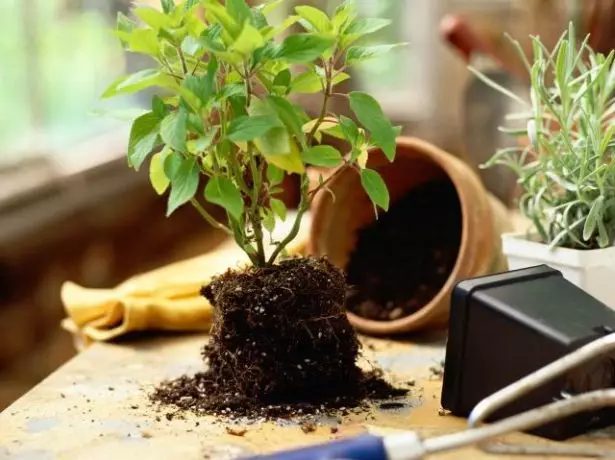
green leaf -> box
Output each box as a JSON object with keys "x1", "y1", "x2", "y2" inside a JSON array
[
  {"x1": 160, "y1": 110, "x2": 188, "y2": 152},
  {"x1": 345, "y1": 18, "x2": 391, "y2": 36},
  {"x1": 262, "y1": 208, "x2": 276, "y2": 232},
  {"x1": 295, "y1": 5, "x2": 331, "y2": 33},
  {"x1": 182, "y1": 75, "x2": 209, "y2": 106},
  {"x1": 339, "y1": 115, "x2": 359, "y2": 144},
  {"x1": 149, "y1": 151, "x2": 170, "y2": 195},
  {"x1": 468, "y1": 65, "x2": 529, "y2": 107},
  {"x1": 301, "y1": 145, "x2": 342, "y2": 167},
  {"x1": 186, "y1": 0, "x2": 199, "y2": 9},
  {"x1": 227, "y1": 0, "x2": 251, "y2": 25},
  {"x1": 251, "y1": 8, "x2": 269, "y2": 29},
  {"x1": 277, "y1": 34, "x2": 335, "y2": 64},
  {"x1": 163, "y1": 152, "x2": 183, "y2": 181},
  {"x1": 161, "y1": 0, "x2": 175, "y2": 14},
  {"x1": 273, "y1": 68, "x2": 292, "y2": 87},
  {"x1": 197, "y1": 25, "x2": 225, "y2": 52},
  {"x1": 346, "y1": 44, "x2": 405, "y2": 65},
  {"x1": 259, "y1": 0, "x2": 285, "y2": 15},
  {"x1": 270, "y1": 198, "x2": 287, "y2": 221},
  {"x1": 152, "y1": 95, "x2": 168, "y2": 119},
  {"x1": 128, "y1": 112, "x2": 161, "y2": 170},
  {"x1": 290, "y1": 70, "x2": 323, "y2": 93},
  {"x1": 187, "y1": 128, "x2": 218, "y2": 154},
  {"x1": 253, "y1": 41, "x2": 280, "y2": 64},
  {"x1": 295, "y1": 67, "x2": 350, "y2": 92},
  {"x1": 331, "y1": 72, "x2": 351, "y2": 87},
  {"x1": 167, "y1": 158, "x2": 200, "y2": 216},
  {"x1": 231, "y1": 22, "x2": 264, "y2": 56},
  {"x1": 117, "y1": 12, "x2": 134, "y2": 34},
  {"x1": 204, "y1": 1, "x2": 242, "y2": 40},
  {"x1": 102, "y1": 69, "x2": 164, "y2": 98},
  {"x1": 134, "y1": 7, "x2": 171, "y2": 30},
  {"x1": 264, "y1": 141, "x2": 305, "y2": 174},
  {"x1": 332, "y1": 0, "x2": 357, "y2": 33},
  {"x1": 204, "y1": 177, "x2": 244, "y2": 221},
  {"x1": 187, "y1": 113, "x2": 205, "y2": 135},
  {"x1": 227, "y1": 115, "x2": 281, "y2": 142},
  {"x1": 597, "y1": 219, "x2": 610, "y2": 247},
  {"x1": 181, "y1": 36, "x2": 204, "y2": 56},
  {"x1": 267, "y1": 164, "x2": 285, "y2": 186},
  {"x1": 117, "y1": 28, "x2": 160, "y2": 56},
  {"x1": 583, "y1": 196, "x2": 604, "y2": 240},
  {"x1": 255, "y1": 127, "x2": 291, "y2": 156},
  {"x1": 360, "y1": 169, "x2": 389, "y2": 211},
  {"x1": 263, "y1": 15, "x2": 300, "y2": 41},
  {"x1": 349, "y1": 92, "x2": 396, "y2": 161},
  {"x1": 267, "y1": 96, "x2": 307, "y2": 145}
]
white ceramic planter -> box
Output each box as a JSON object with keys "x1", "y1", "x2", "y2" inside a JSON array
[{"x1": 502, "y1": 232, "x2": 615, "y2": 310}]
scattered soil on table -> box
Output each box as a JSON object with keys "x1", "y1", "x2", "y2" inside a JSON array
[
  {"x1": 346, "y1": 179, "x2": 462, "y2": 321},
  {"x1": 152, "y1": 257, "x2": 406, "y2": 420}
]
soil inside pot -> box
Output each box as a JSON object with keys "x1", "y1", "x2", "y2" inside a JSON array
[
  {"x1": 346, "y1": 179, "x2": 462, "y2": 321},
  {"x1": 152, "y1": 257, "x2": 405, "y2": 420}
]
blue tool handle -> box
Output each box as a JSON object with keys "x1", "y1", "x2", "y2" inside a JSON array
[{"x1": 244, "y1": 434, "x2": 387, "y2": 460}]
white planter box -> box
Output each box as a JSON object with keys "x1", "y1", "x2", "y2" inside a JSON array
[{"x1": 502, "y1": 232, "x2": 615, "y2": 310}]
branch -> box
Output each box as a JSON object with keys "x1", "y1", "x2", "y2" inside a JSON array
[
  {"x1": 268, "y1": 180, "x2": 310, "y2": 265},
  {"x1": 307, "y1": 163, "x2": 350, "y2": 199},
  {"x1": 190, "y1": 198, "x2": 233, "y2": 235},
  {"x1": 177, "y1": 47, "x2": 189, "y2": 75},
  {"x1": 307, "y1": 61, "x2": 333, "y2": 144}
]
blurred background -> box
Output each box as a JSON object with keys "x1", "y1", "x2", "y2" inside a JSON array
[{"x1": 0, "y1": 0, "x2": 597, "y2": 409}]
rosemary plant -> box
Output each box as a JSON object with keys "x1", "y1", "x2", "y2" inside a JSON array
[
  {"x1": 103, "y1": 0, "x2": 402, "y2": 267},
  {"x1": 473, "y1": 22, "x2": 615, "y2": 250}
]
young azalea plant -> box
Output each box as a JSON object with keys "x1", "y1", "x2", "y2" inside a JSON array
[{"x1": 103, "y1": 0, "x2": 402, "y2": 267}]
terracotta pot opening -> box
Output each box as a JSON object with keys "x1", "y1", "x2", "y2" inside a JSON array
[
  {"x1": 343, "y1": 162, "x2": 464, "y2": 323},
  {"x1": 309, "y1": 137, "x2": 511, "y2": 335}
]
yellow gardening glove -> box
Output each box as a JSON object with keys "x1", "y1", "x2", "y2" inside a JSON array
[{"x1": 61, "y1": 215, "x2": 310, "y2": 346}]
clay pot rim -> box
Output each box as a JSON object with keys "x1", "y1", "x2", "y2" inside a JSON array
[{"x1": 311, "y1": 136, "x2": 494, "y2": 336}]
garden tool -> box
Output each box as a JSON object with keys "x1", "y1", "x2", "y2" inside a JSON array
[
  {"x1": 243, "y1": 384, "x2": 615, "y2": 460},
  {"x1": 440, "y1": 14, "x2": 523, "y2": 207},
  {"x1": 469, "y1": 331, "x2": 615, "y2": 457},
  {"x1": 245, "y1": 267, "x2": 615, "y2": 460}
]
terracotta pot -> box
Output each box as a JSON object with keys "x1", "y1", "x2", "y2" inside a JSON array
[{"x1": 309, "y1": 137, "x2": 513, "y2": 335}]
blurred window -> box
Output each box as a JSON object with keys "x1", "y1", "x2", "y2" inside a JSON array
[
  {"x1": 0, "y1": 0, "x2": 147, "y2": 172},
  {"x1": 0, "y1": 0, "x2": 437, "y2": 180},
  {"x1": 305, "y1": 0, "x2": 437, "y2": 120}
]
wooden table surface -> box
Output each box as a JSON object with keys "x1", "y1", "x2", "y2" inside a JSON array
[{"x1": 1, "y1": 333, "x2": 614, "y2": 460}]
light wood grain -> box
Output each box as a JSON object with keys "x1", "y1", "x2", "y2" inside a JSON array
[{"x1": 1, "y1": 333, "x2": 613, "y2": 459}]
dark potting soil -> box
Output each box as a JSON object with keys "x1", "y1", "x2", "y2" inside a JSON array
[
  {"x1": 151, "y1": 257, "x2": 406, "y2": 420},
  {"x1": 346, "y1": 179, "x2": 462, "y2": 321}
]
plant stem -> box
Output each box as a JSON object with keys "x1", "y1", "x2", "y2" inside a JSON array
[
  {"x1": 247, "y1": 145, "x2": 266, "y2": 266},
  {"x1": 229, "y1": 218, "x2": 260, "y2": 266},
  {"x1": 190, "y1": 198, "x2": 233, "y2": 235},
  {"x1": 267, "y1": 63, "x2": 336, "y2": 264},
  {"x1": 308, "y1": 162, "x2": 349, "y2": 198},
  {"x1": 307, "y1": 61, "x2": 333, "y2": 144},
  {"x1": 242, "y1": 63, "x2": 267, "y2": 267},
  {"x1": 268, "y1": 180, "x2": 310, "y2": 265},
  {"x1": 177, "y1": 47, "x2": 189, "y2": 75}
]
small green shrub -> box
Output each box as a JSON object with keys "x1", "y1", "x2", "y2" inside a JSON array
[
  {"x1": 475, "y1": 23, "x2": 615, "y2": 249},
  {"x1": 102, "y1": 0, "x2": 403, "y2": 266}
]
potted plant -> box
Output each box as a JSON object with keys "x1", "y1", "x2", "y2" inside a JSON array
[
  {"x1": 102, "y1": 0, "x2": 406, "y2": 417},
  {"x1": 471, "y1": 22, "x2": 615, "y2": 309},
  {"x1": 309, "y1": 138, "x2": 512, "y2": 336}
]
